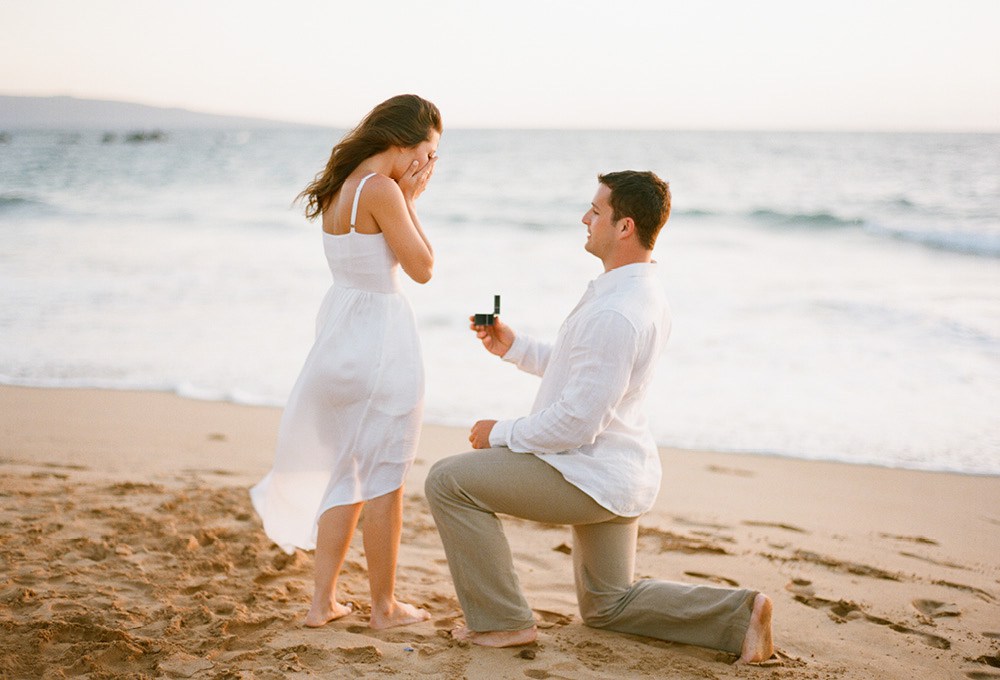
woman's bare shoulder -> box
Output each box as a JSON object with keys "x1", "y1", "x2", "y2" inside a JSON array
[
  {"x1": 359, "y1": 175, "x2": 408, "y2": 225},
  {"x1": 361, "y1": 173, "x2": 402, "y2": 201}
]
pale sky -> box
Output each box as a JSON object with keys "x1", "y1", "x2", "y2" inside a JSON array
[{"x1": 2, "y1": 0, "x2": 998, "y2": 130}]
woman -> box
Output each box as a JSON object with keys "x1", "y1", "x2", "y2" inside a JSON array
[{"x1": 251, "y1": 94, "x2": 440, "y2": 629}]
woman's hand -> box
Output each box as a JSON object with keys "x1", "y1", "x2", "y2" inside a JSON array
[
  {"x1": 398, "y1": 155, "x2": 437, "y2": 203},
  {"x1": 470, "y1": 316, "x2": 515, "y2": 358}
]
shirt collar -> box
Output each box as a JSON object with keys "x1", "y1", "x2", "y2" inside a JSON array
[{"x1": 591, "y1": 261, "x2": 658, "y2": 296}]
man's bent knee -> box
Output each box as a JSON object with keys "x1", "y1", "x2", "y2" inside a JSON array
[
  {"x1": 424, "y1": 458, "x2": 449, "y2": 507},
  {"x1": 425, "y1": 455, "x2": 467, "y2": 508}
]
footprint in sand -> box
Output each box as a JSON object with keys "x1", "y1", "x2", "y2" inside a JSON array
[
  {"x1": 43, "y1": 462, "x2": 90, "y2": 472},
  {"x1": 879, "y1": 532, "x2": 939, "y2": 545},
  {"x1": 30, "y1": 471, "x2": 68, "y2": 480},
  {"x1": 972, "y1": 653, "x2": 1000, "y2": 668},
  {"x1": 784, "y1": 578, "x2": 815, "y2": 597},
  {"x1": 274, "y1": 643, "x2": 337, "y2": 672},
  {"x1": 931, "y1": 579, "x2": 995, "y2": 602},
  {"x1": 335, "y1": 645, "x2": 382, "y2": 663},
  {"x1": 271, "y1": 549, "x2": 310, "y2": 572},
  {"x1": 684, "y1": 571, "x2": 740, "y2": 587},
  {"x1": 637, "y1": 526, "x2": 730, "y2": 555},
  {"x1": 743, "y1": 520, "x2": 808, "y2": 534},
  {"x1": 671, "y1": 516, "x2": 729, "y2": 531},
  {"x1": 706, "y1": 464, "x2": 754, "y2": 477},
  {"x1": 534, "y1": 609, "x2": 573, "y2": 628},
  {"x1": 158, "y1": 654, "x2": 214, "y2": 677},
  {"x1": 573, "y1": 640, "x2": 623, "y2": 670},
  {"x1": 433, "y1": 615, "x2": 459, "y2": 630},
  {"x1": 794, "y1": 594, "x2": 951, "y2": 649},
  {"x1": 525, "y1": 670, "x2": 576, "y2": 680},
  {"x1": 900, "y1": 551, "x2": 968, "y2": 570},
  {"x1": 966, "y1": 655, "x2": 1000, "y2": 680},
  {"x1": 911, "y1": 599, "x2": 961, "y2": 618},
  {"x1": 768, "y1": 549, "x2": 901, "y2": 581}
]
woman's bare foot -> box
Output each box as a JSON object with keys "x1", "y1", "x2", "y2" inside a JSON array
[
  {"x1": 452, "y1": 625, "x2": 538, "y2": 648},
  {"x1": 738, "y1": 593, "x2": 774, "y2": 663},
  {"x1": 369, "y1": 600, "x2": 430, "y2": 630},
  {"x1": 304, "y1": 600, "x2": 353, "y2": 628}
]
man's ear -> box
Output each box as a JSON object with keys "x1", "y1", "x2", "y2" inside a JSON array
[{"x1": 618, "y1": 217, "x2": 636, "y2": 239}]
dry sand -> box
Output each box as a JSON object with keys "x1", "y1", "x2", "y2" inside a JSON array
[{"x1": 1, "y1": 385, "x2": 998, "y2": 679}]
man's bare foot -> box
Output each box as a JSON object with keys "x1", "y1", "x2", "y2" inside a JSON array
[
  {"x1": 452, "y1": 625, "x2": 538, "y2": 648},
  {"x1": 369, "y1": 600, "x2": 431, "y2": 630},
  {"x1": 304, "y1": 600, "x2": 353, "y2": 628},
  {"x1": 738, "y1": 593, "x2": 774, "y2": 663}
]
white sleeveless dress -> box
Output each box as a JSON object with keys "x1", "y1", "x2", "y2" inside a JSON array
[{"x1": 251, "y1": 173, "x2": 424, "y2": 553}]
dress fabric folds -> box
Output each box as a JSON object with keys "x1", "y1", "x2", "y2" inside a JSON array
[{"x1": 251, "y1": 176, "x2": 423, "y2": 553}]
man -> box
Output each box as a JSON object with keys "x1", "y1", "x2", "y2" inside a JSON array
[{"x1": 425, "y1": 171, "x2": 774, "y2": 662}]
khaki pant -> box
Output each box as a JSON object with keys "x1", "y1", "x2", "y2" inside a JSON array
[{"x1": 425, "y1": 448, "x2": 755, "y2": 654}]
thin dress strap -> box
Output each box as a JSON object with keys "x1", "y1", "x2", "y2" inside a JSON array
[{"x1": 350, "y1": 172, "x2": 378, "y2": 230}]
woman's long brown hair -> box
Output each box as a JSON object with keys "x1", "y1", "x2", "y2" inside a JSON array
[{"x1": 299, "y1": 94, "x2": 442, "y2": 220}]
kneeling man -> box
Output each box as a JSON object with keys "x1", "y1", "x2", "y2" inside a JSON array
[{"x1": 425, "y1": 170, "x2": 774, "y2": 662}]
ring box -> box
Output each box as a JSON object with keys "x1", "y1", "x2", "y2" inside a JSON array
[{"x1": 473, "y1": 295, "x2": 500, "y2": 326}]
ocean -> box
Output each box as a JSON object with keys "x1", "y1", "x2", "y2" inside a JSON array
[{"x1": 1, "y1": 128, "x2": 998, "y2": 475}]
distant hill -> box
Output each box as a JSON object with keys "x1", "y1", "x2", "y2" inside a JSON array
[{"x1": 0, "y1": 95, "x2": 323, "y2": 130}]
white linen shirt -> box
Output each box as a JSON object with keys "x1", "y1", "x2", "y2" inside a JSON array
[{"x1": 489, "y1": 262, "x2": 671, "y2": 517}]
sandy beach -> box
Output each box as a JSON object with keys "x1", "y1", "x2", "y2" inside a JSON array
[{"x1": 1, "y1": 385, "x2": 998, "y2": 679}]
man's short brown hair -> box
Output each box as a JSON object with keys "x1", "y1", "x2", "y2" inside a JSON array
[{"x1": 597, "y1": 171, "x2": 672, "y2": 250}]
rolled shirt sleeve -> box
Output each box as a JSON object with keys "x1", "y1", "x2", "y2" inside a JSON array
[
  {"x1": 499, "y1": 333, "x2": 552, "y2": 378},
  {"x1": 490, "y1": 310, "x2": 638, "y2": 453},
  {"x1": 487, "y1": 262, "x2": 669, "y2": 517}
]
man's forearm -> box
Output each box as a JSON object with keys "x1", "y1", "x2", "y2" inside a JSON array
[{"x1": 502, "y1": 334, "x2": 552, "y2": 377}]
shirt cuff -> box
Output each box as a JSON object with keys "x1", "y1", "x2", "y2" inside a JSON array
[
  {"x1": 489, "y1": 419, "x2": 513, "y2": 448},
  {"x1": 501, "y1": 334, "x2": 528, "y2": 365}
]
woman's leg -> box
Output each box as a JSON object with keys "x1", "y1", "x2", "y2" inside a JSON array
[
  {"x1": 305, "y1": 502, "x2": 363, "y2": 627},
  {"x1": 362, "y1": 486, "x2": 430, "y2": 629}
]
